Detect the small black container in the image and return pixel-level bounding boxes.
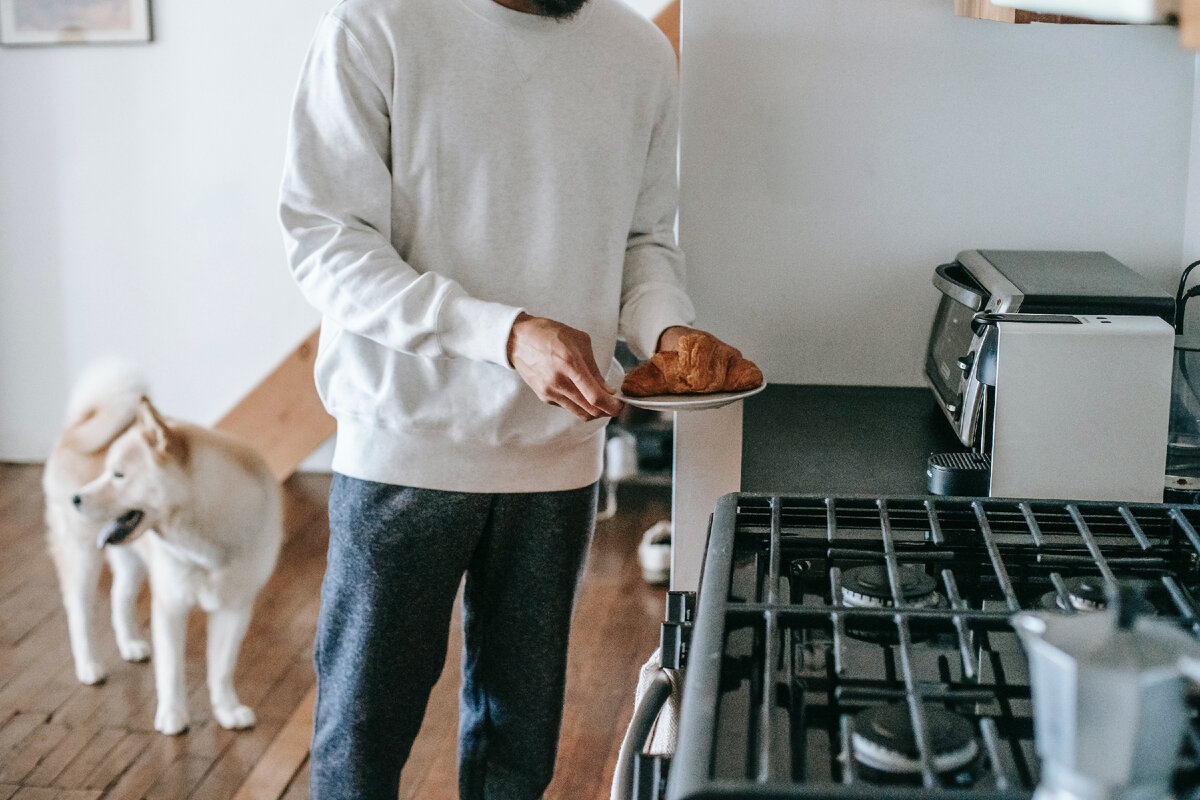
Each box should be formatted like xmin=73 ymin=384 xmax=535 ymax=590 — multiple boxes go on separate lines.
xmin=927 ymin=451 xmax=991 ymax=496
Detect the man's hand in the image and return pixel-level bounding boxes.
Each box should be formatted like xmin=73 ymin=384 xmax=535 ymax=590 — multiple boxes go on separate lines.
xmin=656 ymin=325 xmax=693 ymax=354
xmin=508 ymin=313 xmax=624 ymax=421
xmin=657 ymin=325 xmax=741 ymax=362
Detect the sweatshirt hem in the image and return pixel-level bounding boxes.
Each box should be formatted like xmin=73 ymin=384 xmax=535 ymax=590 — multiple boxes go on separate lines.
xmin=331 ymin=419 xmax=606 ymax=493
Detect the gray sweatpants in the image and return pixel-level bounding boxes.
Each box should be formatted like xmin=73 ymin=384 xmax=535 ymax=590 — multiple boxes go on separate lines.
xmin=310 ymin=473 xmax=597 ymax=800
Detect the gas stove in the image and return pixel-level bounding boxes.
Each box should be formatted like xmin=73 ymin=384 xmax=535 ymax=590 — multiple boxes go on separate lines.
xmin=660 ymin=494 xmax=1200 ymax=799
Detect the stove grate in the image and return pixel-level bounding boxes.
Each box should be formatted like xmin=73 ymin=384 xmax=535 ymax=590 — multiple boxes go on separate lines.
xmin=667 ymin=495 xmax=1200 ymax=800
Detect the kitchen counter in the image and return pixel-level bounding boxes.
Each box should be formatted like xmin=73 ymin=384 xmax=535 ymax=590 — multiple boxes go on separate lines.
xmin=668 ymin=383 xmax=970 ymax=591
xmin=739 ymin=383 xmax=968 ymax=496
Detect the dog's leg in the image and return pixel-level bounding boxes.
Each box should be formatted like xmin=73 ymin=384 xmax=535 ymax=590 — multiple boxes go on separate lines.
xmin=206 ymin=605 xmax=256 ymax=730
xmin=150 ymin=592 xmax=191 ymax=735
xmin=106 ymin=545 xmax=150 ymax=662
xmin=47 ymin=521 xmax=108 ymax=685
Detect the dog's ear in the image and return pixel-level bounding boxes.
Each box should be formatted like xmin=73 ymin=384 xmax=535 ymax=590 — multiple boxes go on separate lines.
xmin=136 ymin=397 xmax=189 ymax=463
xmin=136 ymin=397 xmax=171 ymax=454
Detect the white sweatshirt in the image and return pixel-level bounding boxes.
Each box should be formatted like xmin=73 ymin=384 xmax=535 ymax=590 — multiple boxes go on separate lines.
xmin=280 ymin=0 xmax=695 ymax=493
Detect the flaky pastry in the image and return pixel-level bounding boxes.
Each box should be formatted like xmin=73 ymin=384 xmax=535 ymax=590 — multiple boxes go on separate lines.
xmin=621 ymin=332 xmax=763 ymax=397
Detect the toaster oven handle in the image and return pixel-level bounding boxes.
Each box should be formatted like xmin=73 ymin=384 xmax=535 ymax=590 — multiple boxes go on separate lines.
xmin=933 ymin=262 xmax=986 ymax=311
xmin=970 ymin=312 xmax=1083 ymax=336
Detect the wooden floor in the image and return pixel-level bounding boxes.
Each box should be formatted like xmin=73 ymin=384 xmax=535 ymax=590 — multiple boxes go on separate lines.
xmin=0 ymin=462 xmax=671 ymax=799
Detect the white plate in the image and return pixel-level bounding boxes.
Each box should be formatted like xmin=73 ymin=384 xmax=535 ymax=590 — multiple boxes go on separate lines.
xmin=616 ymin=381 xmax=767 ymax=411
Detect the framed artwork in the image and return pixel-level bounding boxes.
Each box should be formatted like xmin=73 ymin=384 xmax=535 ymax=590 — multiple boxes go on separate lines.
xmin=0 ymin=0 xmax=152 ymax=46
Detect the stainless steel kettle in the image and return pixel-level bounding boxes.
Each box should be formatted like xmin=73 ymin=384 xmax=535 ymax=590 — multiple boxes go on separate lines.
xmin=1012 ymin=583 xmax=1200 ymax=800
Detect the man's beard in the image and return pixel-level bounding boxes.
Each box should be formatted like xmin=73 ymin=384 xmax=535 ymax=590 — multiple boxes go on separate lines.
xmin=529 ymin=0 xmax=588 ymax=19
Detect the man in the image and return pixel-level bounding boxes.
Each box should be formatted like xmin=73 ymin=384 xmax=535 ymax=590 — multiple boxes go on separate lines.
xmin=279 ymin=0 xmax=730 ymax=795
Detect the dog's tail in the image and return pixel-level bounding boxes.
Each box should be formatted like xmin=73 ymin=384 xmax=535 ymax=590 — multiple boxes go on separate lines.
xmin=62 ymin=358 xmax=149 ymax=454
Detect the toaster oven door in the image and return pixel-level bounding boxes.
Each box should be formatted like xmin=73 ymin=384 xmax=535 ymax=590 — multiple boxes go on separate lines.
xmin=926 ymin=263 xmax=989 ymax=447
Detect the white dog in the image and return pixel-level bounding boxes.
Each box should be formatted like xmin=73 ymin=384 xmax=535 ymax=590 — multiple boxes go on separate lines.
xmin=43 ymin=361 xmax=154 ymax=685
xmin=44 ymin=361 xmax=282 ymax=734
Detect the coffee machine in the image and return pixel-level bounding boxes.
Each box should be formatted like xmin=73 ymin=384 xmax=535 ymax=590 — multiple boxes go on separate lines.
xmin=924 ymin=250 xmax=1175 ymax=502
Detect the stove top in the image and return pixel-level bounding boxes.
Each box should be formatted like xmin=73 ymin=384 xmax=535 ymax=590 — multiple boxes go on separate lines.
xmin=666 ymin=494 xmax=1200 ymax=799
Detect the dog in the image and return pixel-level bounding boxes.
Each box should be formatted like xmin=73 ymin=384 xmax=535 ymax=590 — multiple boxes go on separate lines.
xmin=43 ymin=360 xmax=154 ymax=686
xmin=44 ymin=360 xmax=282 ymax=734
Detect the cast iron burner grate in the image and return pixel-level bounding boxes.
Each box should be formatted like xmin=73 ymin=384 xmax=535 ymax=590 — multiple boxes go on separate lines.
xmin=666 ymin=494 xmax=1200 ymax=800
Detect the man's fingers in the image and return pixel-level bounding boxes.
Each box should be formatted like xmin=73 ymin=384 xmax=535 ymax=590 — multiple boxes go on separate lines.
xmin=584 ymin=353 xmax=609 ymax=386
xmin=553 ymin=379 xmax=607 ymax=419
xmin=509 ymin=315 xmax=623 ymax=418
xmin=562 ymin=351 xmax=622 ymax=416
xmin=550 ymin=391 xmax=598 ymax=421
xmin=560 ymin=368 xmax=621 ymax=418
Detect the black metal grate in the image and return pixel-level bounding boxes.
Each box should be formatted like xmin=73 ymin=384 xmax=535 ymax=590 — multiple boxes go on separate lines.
xmin=667 ymin=495 xmax=1200 ymax=800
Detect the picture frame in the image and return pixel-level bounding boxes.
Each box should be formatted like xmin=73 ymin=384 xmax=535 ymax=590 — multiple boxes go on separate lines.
xmin=0 ymin=0 xmax=152 ymax=46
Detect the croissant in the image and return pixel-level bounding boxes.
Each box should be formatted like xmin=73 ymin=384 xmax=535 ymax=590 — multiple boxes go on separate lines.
xmin=621 ymin=332 xmax=763 ymax=397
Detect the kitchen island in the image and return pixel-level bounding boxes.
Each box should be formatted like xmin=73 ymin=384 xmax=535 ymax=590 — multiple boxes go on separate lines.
xmin=668 ymin=383 xmax=969 ymax=591
xmin=739 ymin=383 xmax=967 ymax=495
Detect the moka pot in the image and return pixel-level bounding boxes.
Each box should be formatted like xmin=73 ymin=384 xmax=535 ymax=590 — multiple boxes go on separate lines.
xmin=1012 ymin=583 xmax=1200 ymax=800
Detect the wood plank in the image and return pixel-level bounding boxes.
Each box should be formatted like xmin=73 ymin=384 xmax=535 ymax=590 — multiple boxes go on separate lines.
xmin=0 ymin=716 xmax=44 ymax=760
xmin=955 ymin=0 xmax=1019 ymax=21
xmin=0 ymin=463 xmax=39 ymax=520
xmin=550 ymin=485 xmax=668 ymax=799
xmin=278 ymin=761 xmax=310 ymax=800
xmin=142 ymin=754 xmax=213 ymax=800
xmin=1183 ymin=0 xmax=1200 ymax=48
xmin=0 ymin=719 xmax=72 ymax=783
xmin=214 ymin=329 xmax=335 ymax=483
xmin=653 ymin=0 xmax=680 ymax=58
xmin=192 ymin=668 xmax=315 ymax=799
xmin=50 ymin=727 xmax=126 ymax=789
xmin=228 ymin=685 xmax=315 ymax=800
xmin=954 ymin=0 xmax=1105 ymax=22
xmin=0 ymin=465 xmax=672 ymax=800
xmin=19 ymin=724 xmax=92 ymax=787
xmin=12 ymin=789 xmax=100 ymax=800
xmin=99 ymin=736 xmax=189 ymax=800
xmin=0 ymin=629 xmax=111 ymax=720
xmin=74 ymin=731 xmax=151 ymax=792
xmin=0 ymin=584 xmax=61 ymax=648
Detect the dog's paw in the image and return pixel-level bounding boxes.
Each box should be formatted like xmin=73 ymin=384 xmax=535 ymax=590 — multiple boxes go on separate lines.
xmin=214 ymin=703 xmax=256 ymax=730
xmin=154 ymin=707 xmax=190 ymax=736
xmin=118 ymin=638 xmax=151 ymax=662
xmin=75 ymin=659 xmax=108 ymax=685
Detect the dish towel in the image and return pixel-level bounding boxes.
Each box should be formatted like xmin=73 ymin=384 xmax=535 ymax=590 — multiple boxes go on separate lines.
xmin=609 ymin=647 xmax=684 ymax=800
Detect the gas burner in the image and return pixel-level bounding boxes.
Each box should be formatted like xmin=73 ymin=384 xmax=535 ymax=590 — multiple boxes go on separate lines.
xmin=1037 ymin=576 xmax=1156 ymax=615
xmin=671 ymin=494 xmax=1200 ymax=798
xmin=841 ymin=564 xmax=940 ymax=608
xmin=850 ymin=703 xmax=980 ymax=786
xmin=841 ymin=564 xmax=944 ymax=643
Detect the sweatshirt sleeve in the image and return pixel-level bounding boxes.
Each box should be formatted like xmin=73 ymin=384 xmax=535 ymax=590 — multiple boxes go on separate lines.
xmin=279 ymin=13 xmax=523 ymax=369
xmin=617 ymin=47 xmax=697 ymax=362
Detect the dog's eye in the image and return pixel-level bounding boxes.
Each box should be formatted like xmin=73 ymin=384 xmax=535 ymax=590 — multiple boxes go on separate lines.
xmin=112 ymin=471 xmax=125 ymax=480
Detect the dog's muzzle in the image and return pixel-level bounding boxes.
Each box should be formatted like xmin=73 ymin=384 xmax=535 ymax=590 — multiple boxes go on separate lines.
xmin=97 ymin=509 xmax=145 ymax=548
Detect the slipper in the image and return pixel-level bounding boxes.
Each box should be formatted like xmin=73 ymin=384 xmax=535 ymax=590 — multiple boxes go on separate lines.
xmin=637 ymin=520 xmax=672 ymax=585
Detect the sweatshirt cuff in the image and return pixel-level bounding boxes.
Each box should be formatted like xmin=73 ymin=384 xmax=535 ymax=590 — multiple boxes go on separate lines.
xmin=438 ymin=294 xmax=526 ymax=368
xmin=625 ymin=289 xmax=696 ymax=361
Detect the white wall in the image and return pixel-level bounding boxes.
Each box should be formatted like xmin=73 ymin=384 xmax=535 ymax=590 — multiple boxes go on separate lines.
xmin=679 ymin=0 xmax=1199 ymax=386
xmin=1187 ymin=57 xmax=1200 ymax=277
xmin=0 ymin=0 xmax=334 ymax=461
xmin=0 ymin=0 xmax=671 ymax=465
xmin=4 ymin=0 xmax=1196 ymax=460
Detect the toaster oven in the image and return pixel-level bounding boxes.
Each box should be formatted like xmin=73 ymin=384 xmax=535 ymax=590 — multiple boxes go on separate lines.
xmin=925 ymin=249 xmax=1174 ymax=449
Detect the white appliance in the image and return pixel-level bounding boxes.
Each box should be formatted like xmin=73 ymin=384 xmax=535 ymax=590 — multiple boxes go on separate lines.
xmin=925 ymin=250 xmax=1176 ymax=502
xmin=988 ymin=313 xmax=1174 ymax=501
